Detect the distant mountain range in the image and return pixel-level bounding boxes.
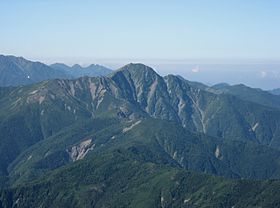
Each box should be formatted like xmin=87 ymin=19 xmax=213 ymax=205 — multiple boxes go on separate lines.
xmin=50 ymin=63 xmax=112 ymax=78
xmin=0 ymin=55 xmax=70 ymax=87
xmin=0 ymin=55 xmax=112 ymax=87
xmin=157 ymin=63 xmax=280 ymax=90
xmin=1 ymin=60 xmax=280 ymax=206
xmin=208 ymin=83 xmax=280 ymax=110
xmin=269 ymin=88 xmax=280 ymax=95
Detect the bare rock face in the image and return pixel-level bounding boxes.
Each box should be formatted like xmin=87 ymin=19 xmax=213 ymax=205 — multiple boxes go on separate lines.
xmin=27 ymin=88 xmax=48 ymax=104
xmin=215 ymin=146 xmax=223 ymax=160
xmin=122 ymin=120 xmax=142 ymax=133
xmin=67 ymin=139 xmax=95 ymax=162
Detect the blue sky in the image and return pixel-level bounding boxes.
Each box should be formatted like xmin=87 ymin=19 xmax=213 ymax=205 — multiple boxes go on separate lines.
xmin=1 ymin=0 xmax=280 ymax=65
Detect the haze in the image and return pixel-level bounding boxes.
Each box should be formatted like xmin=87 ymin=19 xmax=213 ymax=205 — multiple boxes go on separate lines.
xmin=1 ymin=0 xmax=280 ymax=89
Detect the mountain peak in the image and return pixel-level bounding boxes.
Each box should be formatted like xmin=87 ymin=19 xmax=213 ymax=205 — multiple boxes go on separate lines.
xmin=113 ymin=63 xmax=159 ymax=77
xmin=122 ymin=63 xmax=153 ymax=69
xmin=0 ymin=54 xmax=27 ymax=63
xmin=211 ymin=83 xmax=230 ymax=90
xmin=50 ymin=63 xmax=70 ymax=68
xmin=72 ymin=64 xmax=83 ymax=69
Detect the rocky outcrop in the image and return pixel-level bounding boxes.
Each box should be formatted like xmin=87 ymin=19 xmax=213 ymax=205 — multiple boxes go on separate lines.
xmin=67 ymin=139 xmax=95 ymax=162
xmin=122 ymin=120 xmax=142 ymax=133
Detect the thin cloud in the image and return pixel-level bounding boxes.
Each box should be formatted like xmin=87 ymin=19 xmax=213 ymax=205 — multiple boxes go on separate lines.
xmin=260 ymin=71 xmax=267 ymax=78
xmin=192 ymin=65 xmax=200 ymax=73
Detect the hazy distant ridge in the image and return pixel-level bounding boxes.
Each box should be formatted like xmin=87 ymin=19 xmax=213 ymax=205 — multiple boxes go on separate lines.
xmin=0 ymin=55 xmax=113 ymax=87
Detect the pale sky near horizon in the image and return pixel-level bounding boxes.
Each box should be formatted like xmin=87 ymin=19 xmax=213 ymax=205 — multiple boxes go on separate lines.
xmin=1 ymin=0 xmax=280 ymax=65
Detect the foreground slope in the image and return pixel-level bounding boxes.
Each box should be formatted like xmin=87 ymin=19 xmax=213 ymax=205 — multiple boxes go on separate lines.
xmin=9 ymin=118 xmax=280 ymax=186
xmin=2 ymin=149 xmax=280 ymax=208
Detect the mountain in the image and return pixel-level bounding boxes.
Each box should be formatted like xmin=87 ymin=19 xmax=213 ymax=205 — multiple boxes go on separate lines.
xmin=0 ymin=55 xmax=70 ymax=87
xmin=1 ymin=63 xmax=280 ymax=206
xmin=0 ymin=55 xmax=113 ymax=87
xmin=109 ymin=64 xmax=280 ymax=147
xmin=209 ymin=83 xmax=280 ymax=110
xmin=269 ymin=88 xmax=280 ymax=95
xmin=50 ymin=63 xmax=112 ymax=78
xmin=176 ymin=75 xmax=209 ymax=90
xmin=211 ymin=83 xmax=230 ymax=90
xmin=1 ymin=63 xmax=280 ymax=178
